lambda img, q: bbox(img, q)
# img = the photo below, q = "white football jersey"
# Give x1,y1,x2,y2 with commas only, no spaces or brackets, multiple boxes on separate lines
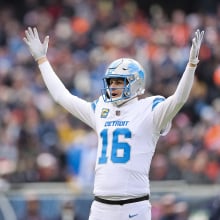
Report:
91,96,169,197
38,61,196,198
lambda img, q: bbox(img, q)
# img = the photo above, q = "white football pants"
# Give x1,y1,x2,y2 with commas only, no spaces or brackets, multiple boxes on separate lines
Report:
88,200,151,220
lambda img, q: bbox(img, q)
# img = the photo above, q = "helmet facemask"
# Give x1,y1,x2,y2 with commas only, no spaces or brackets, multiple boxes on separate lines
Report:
101,77,131,105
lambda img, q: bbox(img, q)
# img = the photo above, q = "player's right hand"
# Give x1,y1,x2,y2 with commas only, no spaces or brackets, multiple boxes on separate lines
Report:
23,27,49,61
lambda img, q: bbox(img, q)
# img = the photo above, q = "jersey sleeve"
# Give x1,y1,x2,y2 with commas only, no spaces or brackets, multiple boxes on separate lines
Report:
152,65,197,134
38,61,96,130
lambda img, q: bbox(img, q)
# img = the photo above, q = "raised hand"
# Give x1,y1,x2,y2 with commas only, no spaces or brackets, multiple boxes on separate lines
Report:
189,29,205,65
23,27,49,61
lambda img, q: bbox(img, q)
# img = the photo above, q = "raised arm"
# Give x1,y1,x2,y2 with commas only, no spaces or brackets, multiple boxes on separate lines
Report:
153,29,205,134
23,27,96,129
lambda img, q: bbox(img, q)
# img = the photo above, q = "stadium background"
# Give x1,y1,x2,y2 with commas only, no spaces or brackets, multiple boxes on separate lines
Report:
0,0,220,219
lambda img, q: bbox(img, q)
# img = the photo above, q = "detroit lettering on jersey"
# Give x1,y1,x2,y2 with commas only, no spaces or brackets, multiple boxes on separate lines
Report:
104,120,129,127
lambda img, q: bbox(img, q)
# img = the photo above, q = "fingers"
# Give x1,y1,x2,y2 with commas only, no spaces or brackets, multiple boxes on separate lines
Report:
24,27,40,42
33,27,39,39
195,29,199,41
23,37,30,46
194,30,200,45
43,36,49,45
28,27,35,38
191,29,204,52
24,29,32,42
200,30,205,42
43,35,49,50
194,29,205,45
192,38,196,48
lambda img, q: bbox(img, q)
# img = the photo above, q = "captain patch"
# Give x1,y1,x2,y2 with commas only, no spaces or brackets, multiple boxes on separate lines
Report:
101,108,110,118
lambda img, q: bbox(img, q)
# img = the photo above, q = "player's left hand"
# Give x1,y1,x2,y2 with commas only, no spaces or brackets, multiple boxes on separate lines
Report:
23,27,49,61
189,29,205,65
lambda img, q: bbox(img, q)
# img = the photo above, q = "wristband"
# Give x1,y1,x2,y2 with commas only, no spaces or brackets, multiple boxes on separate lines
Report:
188,62,197,67
37,56,48,65
189,58,199,65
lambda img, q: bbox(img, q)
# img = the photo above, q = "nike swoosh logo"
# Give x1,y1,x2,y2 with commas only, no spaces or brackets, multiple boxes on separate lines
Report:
129,214,138,218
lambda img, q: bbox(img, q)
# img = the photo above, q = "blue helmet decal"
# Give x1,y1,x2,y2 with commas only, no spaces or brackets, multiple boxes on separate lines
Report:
139,70,144,79
128,62,144,79
128,62,139,74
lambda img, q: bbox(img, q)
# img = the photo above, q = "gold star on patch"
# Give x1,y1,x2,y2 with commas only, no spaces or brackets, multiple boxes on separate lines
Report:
101,108,109,118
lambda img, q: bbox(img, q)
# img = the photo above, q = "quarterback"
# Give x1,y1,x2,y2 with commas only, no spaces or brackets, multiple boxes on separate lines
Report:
24,27,204,220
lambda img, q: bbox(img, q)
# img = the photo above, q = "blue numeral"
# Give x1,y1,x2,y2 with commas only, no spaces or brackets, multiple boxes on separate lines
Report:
98,128,131,164
98,129,108,164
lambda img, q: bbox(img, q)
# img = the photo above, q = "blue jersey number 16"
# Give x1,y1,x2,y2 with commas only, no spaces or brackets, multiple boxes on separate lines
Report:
98,128,131,164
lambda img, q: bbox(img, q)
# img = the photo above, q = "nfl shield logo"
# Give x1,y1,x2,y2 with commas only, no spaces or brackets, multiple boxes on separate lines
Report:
116,110,120,116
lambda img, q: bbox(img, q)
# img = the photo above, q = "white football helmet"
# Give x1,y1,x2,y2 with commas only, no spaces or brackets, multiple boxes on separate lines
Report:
101,58,145,106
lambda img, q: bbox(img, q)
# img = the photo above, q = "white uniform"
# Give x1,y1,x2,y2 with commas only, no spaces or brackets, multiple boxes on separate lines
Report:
38,61,196,220
92,95,167,198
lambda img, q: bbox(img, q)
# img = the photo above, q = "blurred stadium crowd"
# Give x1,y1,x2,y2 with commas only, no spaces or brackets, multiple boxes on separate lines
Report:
1,0,220,186
0,0,220,213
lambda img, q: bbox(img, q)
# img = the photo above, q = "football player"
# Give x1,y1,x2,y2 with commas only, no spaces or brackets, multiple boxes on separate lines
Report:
24,27,204,220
